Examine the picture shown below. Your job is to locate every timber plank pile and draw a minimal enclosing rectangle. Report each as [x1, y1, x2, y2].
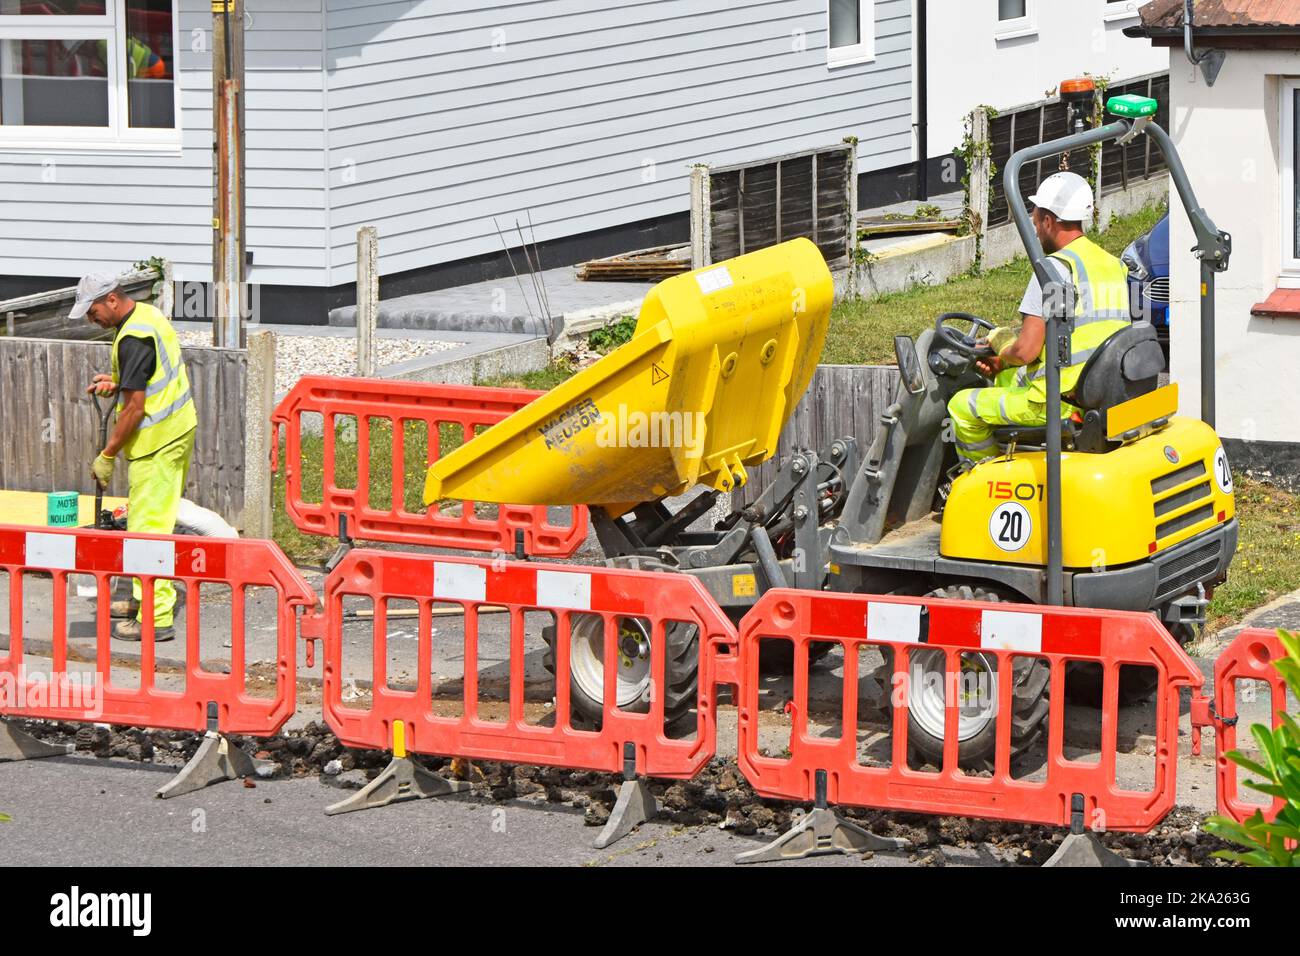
[576, 244, 691, 281]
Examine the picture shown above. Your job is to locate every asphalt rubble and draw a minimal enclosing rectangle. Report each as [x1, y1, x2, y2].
[14, 718, 1240, 867]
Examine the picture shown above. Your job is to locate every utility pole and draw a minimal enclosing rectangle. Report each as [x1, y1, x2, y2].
[212, 0, 246, 348]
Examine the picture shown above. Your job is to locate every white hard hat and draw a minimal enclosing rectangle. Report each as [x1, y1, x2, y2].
[1028, 171, 1094, 222]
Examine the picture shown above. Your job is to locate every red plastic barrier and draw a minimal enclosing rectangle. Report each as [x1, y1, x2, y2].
[318, 549, 735, 777]
[732, 589, 1202, 832]
[1199, 628, 1290, 824]
[270, 376, 587, 557]
[0, 524, 315, 735]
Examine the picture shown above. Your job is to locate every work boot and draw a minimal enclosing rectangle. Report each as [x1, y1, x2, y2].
[110, 598, 140, 619]
[113, 619, 175, 643]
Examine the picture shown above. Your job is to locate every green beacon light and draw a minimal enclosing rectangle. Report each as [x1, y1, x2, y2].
[1107, 94, 1158, 118]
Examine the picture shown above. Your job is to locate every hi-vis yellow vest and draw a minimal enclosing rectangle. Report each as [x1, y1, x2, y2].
[110, 302, 197, 459]
[1015, 235, 1132, 399]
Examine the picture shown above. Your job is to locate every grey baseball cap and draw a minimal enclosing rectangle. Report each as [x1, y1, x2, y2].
[69, 270, 124, 320]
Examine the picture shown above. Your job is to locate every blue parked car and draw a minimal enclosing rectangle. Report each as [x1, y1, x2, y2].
[1121, 212, 1170, 363]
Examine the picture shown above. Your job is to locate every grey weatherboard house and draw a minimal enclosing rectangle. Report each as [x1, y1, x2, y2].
[0, 0, 915, 321]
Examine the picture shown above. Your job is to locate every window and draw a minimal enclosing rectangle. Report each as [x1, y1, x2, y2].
[827, 0, 874, 68]
[1279, 79, 1300, 285]
[1103, 0, 1141, 22]
[995, 0, 1035, 40]
[0, 0, 177, 148]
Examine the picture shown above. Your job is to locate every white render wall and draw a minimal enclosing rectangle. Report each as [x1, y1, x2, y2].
[1165, 48, 1300, 445]
[925, 0, 1167, 157]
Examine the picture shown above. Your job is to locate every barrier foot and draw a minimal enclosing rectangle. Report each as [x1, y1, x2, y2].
[1043, 795, 1146, 868]
[735, 770, 909, 865]
[594, 745, 657, 849]
[1043, 831, 1141, 868]
[0, 719, 74, 761]
[324, 721, 471, 816]
[324, 754, 471, 816]
[156, 729, 270, 799]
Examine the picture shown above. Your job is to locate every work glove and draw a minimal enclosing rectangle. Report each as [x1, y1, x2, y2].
[92, 453, 115, 488]
[987, 326, 1018, 356]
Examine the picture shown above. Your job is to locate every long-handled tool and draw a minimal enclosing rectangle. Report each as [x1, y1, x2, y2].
[91, 390, 116, 530]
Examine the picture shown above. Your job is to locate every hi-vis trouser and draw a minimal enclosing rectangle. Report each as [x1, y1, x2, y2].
[127, 428, 195, 628]
[948, 369, 1074, 464]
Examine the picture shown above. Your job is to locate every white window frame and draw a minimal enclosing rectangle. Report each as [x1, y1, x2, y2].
[995, 0, 1036, 42]
[1279, 79, 1300, 286]
[826, 0, 875, 69]
[1102, 0, 1142, 24]
[0, 0, 181, 153]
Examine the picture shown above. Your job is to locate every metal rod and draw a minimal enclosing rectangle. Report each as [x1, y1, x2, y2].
[492, 217, 536, 322]
[1201, 263, 1216, 428]
[525, 209, 553, 323]
[516, 220, 546, 323]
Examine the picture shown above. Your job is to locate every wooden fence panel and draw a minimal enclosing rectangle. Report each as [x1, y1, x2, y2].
[0, 337, 247, 522]
[737, 364, 900, 507]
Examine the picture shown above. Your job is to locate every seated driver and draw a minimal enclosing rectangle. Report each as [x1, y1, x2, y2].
[948, 171, 1132, 464]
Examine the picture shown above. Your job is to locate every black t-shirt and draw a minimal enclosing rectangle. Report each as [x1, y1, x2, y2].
[115, 308, 156, 392]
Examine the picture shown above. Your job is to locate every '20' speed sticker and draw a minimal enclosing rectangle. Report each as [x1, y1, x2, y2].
[989, 502, 1032, 552]
[1213, 447, 1233, 495]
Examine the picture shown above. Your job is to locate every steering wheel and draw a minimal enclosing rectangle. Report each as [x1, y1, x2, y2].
[934, 312, 997, 359]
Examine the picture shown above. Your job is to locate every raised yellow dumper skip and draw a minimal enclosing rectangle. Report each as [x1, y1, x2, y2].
[423, 238, 833, 513]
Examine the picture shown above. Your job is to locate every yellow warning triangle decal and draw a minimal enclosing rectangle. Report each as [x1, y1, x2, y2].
[651, 363, 669, 385]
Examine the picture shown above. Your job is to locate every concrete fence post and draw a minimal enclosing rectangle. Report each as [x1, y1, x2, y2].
[241, 329, 275, 539]
[689, 165, 712, 270]
[967, 107, 992, 266]
[356, 226, 379, 377]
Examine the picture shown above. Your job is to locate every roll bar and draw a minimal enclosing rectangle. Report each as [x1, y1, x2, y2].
[1002, 110, 1231, 605]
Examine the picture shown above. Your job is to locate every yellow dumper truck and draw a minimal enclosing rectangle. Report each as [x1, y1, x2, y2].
[425, 94, 1236, 769]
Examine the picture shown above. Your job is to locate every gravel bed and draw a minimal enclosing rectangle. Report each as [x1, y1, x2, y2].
[177, 331, 460, 395]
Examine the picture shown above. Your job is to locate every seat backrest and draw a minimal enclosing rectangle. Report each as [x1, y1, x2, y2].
[1073, 322, 1165, 411]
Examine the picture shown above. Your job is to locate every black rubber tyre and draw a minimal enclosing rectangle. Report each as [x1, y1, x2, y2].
[1064, 621, 1197, 707]
[756, 635, 837, 672]
[874, 584, 1051, 770]
[541, 618, 699, 729]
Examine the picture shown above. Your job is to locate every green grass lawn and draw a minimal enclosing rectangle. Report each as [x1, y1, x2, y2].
[1208, 479, 1300, 634]
[271, 417, 473, 567]
[823, 203, 1168, 365]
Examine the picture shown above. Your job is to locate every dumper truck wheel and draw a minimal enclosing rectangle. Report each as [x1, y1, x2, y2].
[541, 616, 699, 730]
[872, 584, 1050, 771]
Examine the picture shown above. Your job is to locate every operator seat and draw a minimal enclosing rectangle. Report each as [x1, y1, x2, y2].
[992, 322, 1166, 454]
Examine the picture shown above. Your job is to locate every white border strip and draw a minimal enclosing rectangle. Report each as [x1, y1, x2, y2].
[122, 538, 175, 577]
[536, 570, 592, 610]
[25, 532, 75, 571]
[866, 602, 922, 643]
[433, 563, 486, 602]
[980, 610, 1043, 653]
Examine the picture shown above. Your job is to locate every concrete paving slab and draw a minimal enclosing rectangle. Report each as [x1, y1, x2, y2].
[328, 265, 651, 340]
